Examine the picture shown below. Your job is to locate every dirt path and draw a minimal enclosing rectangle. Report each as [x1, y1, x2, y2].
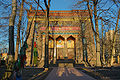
[45, 67, 96, 80]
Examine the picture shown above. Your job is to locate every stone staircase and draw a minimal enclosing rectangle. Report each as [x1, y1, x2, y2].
[49, 59, 85, 67]
[56, 59, 75, 67]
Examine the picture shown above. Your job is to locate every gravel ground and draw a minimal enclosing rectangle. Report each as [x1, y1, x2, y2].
[76, 67, 120, 80]
[0, 65, 7, 79]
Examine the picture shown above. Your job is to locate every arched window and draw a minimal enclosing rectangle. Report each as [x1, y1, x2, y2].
[56, 36, 65, 48]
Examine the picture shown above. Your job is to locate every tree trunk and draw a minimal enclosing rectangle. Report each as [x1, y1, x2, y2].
[101, 18, 105, 66]
[22, 32, 24, 46]
[15, 0, 25, 61]
[44, 0, 51, 68]
[111, 9, 120, 66]
[87, 0, 101, 66]
[93, 1, 101, 67]
[9, 0, 17, 57]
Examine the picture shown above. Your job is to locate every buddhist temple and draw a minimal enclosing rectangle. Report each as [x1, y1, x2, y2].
[25, 9, 96, 67]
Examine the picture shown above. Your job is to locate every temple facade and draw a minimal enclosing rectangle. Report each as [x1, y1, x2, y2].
[25, 9, 96, 67]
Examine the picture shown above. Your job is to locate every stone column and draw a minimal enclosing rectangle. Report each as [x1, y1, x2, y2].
[37, 31, 44, 68]
[64, 37, 67, 58]
[42, 35, 45, 66]
[37, 31, 42, 61]
[75, 38, 79, 64]
[53, 39, 56, 64]
[117, 54, 120, 64]
[38, 35, 45, 68]
[77, 35, 83, 64]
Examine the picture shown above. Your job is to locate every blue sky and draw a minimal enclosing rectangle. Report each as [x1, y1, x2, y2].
[50, 0, 75, 10]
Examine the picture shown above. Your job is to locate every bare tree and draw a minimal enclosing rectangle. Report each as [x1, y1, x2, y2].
[75, 0, 120, 67]
[87, 0, 101, 66]
[9, 0, 17, 57]
[44, 0, 51, 68]
[15, 0, 25, 61]
[111, 9, 120, 65]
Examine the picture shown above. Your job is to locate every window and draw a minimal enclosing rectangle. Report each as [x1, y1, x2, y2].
[68, 40, 71, 43]
[59, 40, 62, 43]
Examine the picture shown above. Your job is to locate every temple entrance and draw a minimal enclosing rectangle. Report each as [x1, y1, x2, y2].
[67, 36, 75, 59]
[55, 35, 76, 60]
[56, 36, 65, 59]
[67, 49, 74, 59]
[48, 35, 76, 67]
[57, 48, 64, 59]
[56, 36, 75, 67]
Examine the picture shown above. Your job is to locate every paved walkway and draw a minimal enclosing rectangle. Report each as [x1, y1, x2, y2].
[45, 67, 96, 80]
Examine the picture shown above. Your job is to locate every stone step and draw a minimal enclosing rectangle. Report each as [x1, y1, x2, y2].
[58, 63, 73, 67]
[74, 64, 85, 67]
[56, 59, 75, 63]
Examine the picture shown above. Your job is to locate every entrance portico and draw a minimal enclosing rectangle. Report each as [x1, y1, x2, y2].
[46, 34, 77, 67]
[47, 34, 77, 65]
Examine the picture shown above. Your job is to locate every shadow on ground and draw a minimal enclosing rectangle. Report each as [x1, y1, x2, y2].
[22, 67, 52, 80]
[44, 67, 96, 80]
[77, 66, 120, 80]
